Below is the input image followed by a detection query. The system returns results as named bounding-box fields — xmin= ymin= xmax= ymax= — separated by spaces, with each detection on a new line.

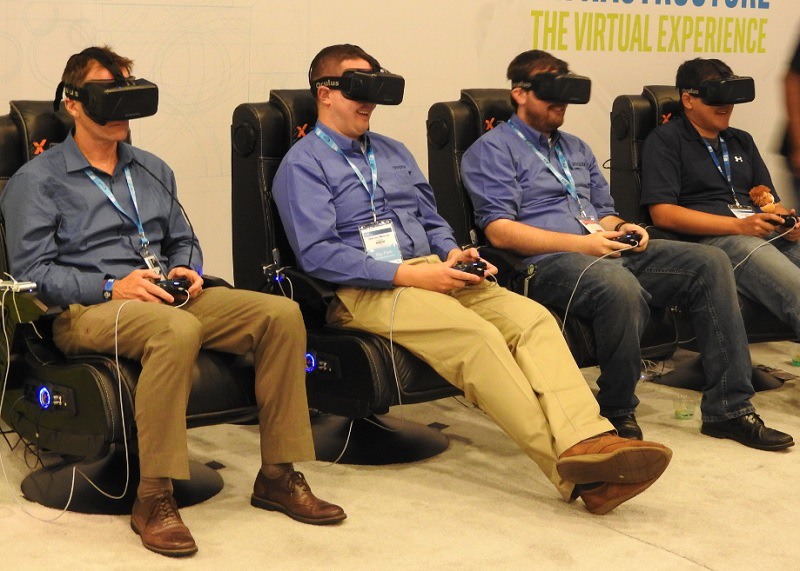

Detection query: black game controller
xmin=611 ymin=232 xmax=641 ymax=247
xmin=156 ymin=277 xmax=190 ymax=304
xmin=767 ymin=214 xmax=799 ymax=228
xmin=453 ymin=260 xmax=487 ymax=277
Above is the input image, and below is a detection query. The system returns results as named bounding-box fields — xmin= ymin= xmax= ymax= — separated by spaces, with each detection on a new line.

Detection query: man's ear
xmin=63 ymin=98 xmax=80 ymax=118
xmin=680 ymin=91 xmax=694 ymax=112
xmin=510 ymin=87 xmax=527 ymax=108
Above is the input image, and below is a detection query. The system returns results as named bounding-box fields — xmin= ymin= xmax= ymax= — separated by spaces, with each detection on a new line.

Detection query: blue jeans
xmin=700 ymin=234 xmax=800 ymax=338
xmin=527 ymin=240 xmax=755 ymax=422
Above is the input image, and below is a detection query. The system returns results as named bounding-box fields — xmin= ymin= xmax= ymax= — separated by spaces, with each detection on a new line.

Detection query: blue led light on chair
xmin=305 ymin=352 xmax=317 ymax=373
xmin=37 ymin=386 xmax=52 ymax=409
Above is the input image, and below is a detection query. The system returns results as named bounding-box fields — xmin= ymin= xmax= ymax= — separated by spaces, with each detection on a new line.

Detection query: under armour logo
xmin=33 ymin=139 xmax=47 ymax=155
xmin=660 ymin=113 xmax=672 ymax=124
xmin=295 ymin=123 xmax=308 ymax=139
xmin=734 ymin=156 xmax=743 ymax=162
xmin=484 ymin=117 xmax=496 ymax=131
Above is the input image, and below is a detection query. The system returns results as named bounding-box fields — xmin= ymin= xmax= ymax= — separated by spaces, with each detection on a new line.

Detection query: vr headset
xmin=53 ymin=47 xmax=159 ymax=125
xmin=311 ymin=69 xmax=405 ymax=105
xmin=512 ymin=72 xmax=592 ymax=104
xmin=681 ymin=76 xmax=755 ymax=105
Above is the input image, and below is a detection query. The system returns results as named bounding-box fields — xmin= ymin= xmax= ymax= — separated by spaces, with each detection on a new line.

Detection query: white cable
xmin=732 ymin=225 xmax=794 ymax=273
xmin=560 ymin=245 xmax=635 ymax=335
xmin=312 ymin=418 xmax=355 ymax=467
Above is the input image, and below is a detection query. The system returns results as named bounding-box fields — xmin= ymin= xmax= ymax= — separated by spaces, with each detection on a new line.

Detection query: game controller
xmin=453 ymin=260 xmax=487 ymax=277
xmin=156 ymin=277 xmax=190 ymax=304
xmin=767 ymin=214 xmax=799 ymax=228
xmin=611 ymin=232 xmax=641 ymax=247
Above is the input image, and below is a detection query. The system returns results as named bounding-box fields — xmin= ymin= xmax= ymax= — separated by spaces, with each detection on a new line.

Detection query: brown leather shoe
xmin=557 ymin=433 xmax=672 ymax=485
xmin=577 ymin=477 xmax=661 ymax=515
xmin=251 ymin=470 xmax=346 ymax=525
xmin=130 ymin=492 xmax=197 ymax=557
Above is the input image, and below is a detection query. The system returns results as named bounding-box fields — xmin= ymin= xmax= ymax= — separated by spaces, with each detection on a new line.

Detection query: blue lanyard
xmin=507 ymin=120 xmax=589 ymax=218
xmin=84 ymin=164 xmax=149 ymax=249
xmin=315 ymin=127 xmax=379 ymax=222
xmin=704 ymin=136 xmax=741 ymax=207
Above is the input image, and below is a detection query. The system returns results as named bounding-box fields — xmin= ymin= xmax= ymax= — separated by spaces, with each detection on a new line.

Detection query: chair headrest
xmin=10 ymin=101 xmax=74 ymax=162
xmin=460 ymin=89 xmax=515 ymax=136
xmin=269 ymin=90 xmax=318 ymax=149
xmin=642 ymin=85 xmax=681 ymax=127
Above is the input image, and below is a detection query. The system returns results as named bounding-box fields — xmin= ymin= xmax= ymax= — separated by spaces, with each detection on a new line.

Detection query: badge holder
xmin=359 ymin=219 xmax=403 ymax=263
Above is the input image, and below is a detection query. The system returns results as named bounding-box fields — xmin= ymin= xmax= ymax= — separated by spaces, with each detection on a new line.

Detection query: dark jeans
xmin=527 ymin=239 xmax=755 ymax=422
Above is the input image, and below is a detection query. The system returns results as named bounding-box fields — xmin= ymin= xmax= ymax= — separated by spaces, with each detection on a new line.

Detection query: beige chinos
xmin=329 ymin=255 xmax=613 ymax=499
xmin=52 ymin=287 xmax=316 ymax=480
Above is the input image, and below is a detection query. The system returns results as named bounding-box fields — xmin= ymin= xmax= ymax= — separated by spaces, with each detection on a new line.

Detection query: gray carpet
xmin=2 ymin=342 xmax=799 ymax=570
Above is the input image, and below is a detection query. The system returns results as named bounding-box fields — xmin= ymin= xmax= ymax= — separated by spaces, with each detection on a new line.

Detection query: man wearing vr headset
xmin=1 ymin=46 xmax=345 ymax=558
xmin=642 ymin=59 xmax=800 ymax=374
xmin=274 ymin=43 xmax=674 ymax=516
xmin=461 ymin=50 xmax=792 ymax=452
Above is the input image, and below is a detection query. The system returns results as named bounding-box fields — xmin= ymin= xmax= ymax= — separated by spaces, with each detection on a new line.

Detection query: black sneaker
xmin=701 ymin=413 xmax=794 ymax=451
xmin=606 ymin=413 xmax=643 ymax=440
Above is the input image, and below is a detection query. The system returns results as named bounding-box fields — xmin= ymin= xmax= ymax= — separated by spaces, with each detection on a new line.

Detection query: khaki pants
xmin=53 ymin=287 xmax=315 ymax=479
xmin=329 ymin=255 xmax=613 ymax=498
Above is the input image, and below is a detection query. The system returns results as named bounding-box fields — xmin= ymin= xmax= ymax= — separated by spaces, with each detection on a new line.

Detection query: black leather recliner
xmin=426 ymin=89 xmax=679 ymax=368
xmin=0 ymin=101 xmax=258 ymax=514
xmin=231 ymin=90 xmax=458 ymax=464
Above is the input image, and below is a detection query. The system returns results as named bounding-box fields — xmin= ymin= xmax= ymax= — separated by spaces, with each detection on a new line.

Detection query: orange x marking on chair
xmin=33 ymin=139 xmax=47 ymax=155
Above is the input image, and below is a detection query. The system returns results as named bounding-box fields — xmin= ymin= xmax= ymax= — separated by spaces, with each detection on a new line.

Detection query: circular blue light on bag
xmin=37 ymin=386 xmax=52 ymax=409
xmin=305 ymin=352 xmax=316 ymax=373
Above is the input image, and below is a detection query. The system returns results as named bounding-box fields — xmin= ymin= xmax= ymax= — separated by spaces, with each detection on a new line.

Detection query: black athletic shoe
xmin=701 ymin=413 xmax=794 ymax=451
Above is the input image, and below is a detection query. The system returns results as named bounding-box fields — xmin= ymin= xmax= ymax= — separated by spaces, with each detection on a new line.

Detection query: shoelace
xmin=152 ymin=493 xmax=181 ymax=525
xmin=286 ymin=471 xmax=309 ymax=492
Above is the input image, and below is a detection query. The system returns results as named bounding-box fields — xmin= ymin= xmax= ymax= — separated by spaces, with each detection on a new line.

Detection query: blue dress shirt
xmin=461 ymin=114 xmax=617 ymax=264
xmin=272 ymin=122 xmax=459 ymax=288
xmin=0 ymin=132 xmax=201 ymax=307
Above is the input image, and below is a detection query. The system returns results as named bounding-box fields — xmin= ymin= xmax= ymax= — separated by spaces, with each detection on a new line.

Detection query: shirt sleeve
xmin=272 ymin=150 xmax=400 ymax=289
xmin=1 ymin=170 xmax=105 ymax=306
xmin=640 ymin=126 xmax=683 ymax=207
xmin=461 ymin=135 xmax=522 ymax=230
xmin=585 ymin=146 xmax=617 ymax=219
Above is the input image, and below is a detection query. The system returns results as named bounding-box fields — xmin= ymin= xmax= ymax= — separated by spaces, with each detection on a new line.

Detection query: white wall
xmin=2 ymin=0 xmax=798 ymax=282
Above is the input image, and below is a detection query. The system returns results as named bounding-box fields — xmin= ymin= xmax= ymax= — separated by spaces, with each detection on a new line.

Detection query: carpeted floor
xmin=2 ymin=342 xmax=799 ymax=570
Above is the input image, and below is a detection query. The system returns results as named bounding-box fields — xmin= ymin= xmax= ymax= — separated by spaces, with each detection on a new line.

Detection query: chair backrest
xmin=426 ymin=89 xmax=514 ymax=247
xmin=231 ymin=90 xmax=317 ymax=292
xmin=609 ymin=85 xmax=681 ymax=224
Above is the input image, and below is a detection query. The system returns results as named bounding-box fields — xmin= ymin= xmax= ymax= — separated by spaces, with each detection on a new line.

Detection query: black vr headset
xmin=681 ymin=75 xmax=755 ymax=105
xmin=311 ymin=68 xmax=405 ymax=105
xmin=53 ymin=47 xmax=159 ymax=125
xmin=513 ymin=72 xmax=592 ymax=104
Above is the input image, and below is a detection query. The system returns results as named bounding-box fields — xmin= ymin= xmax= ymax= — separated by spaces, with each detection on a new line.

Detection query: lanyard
xmin=84 ymin=164 xmax=149 ymax=249
xmin=507 ymin=120 xmax=588 ymax=218
xmin=704 ymin=136 xmax=741 ymax=208
xmin=315 ymin=127 xmax=379 ymax=222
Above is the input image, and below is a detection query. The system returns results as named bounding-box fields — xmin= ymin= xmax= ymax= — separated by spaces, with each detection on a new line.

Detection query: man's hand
xmin=616 ymin=223 xmax=649 ymax=252
xmin=736 ymin=213 xmax=786 ymax=238
xmin=445 ymin=247 xmax=499 ymax=279
xmin=168 ymin=266 xmax=204 ymax=298
xmin=112 ymin=269 xmax=174 ymax=303
xmin=776 ymin=208 xmax=800 ymax=242
xmin=576 ymin=232 xmax=632 ymax=258
xmin=392 ymin=248 xmax=497 ymax=294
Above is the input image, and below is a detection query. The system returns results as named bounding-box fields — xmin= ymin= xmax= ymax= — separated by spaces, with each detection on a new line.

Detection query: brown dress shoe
xmin=251 ymin=470 xmax=346 ymax=525
xmin=557 ymin=433 xmax=672 ymax=485
xmin=577 ymin=476 xmax=661 ymax=515
xmin=130 ymin=492 xmax=198 ymax=557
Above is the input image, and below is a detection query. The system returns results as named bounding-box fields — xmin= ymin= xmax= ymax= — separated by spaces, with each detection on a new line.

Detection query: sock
xmin=261 ymin=463 xmax=293 ymax=479
xmin=137 ymin=476 xmax=173 ymax=499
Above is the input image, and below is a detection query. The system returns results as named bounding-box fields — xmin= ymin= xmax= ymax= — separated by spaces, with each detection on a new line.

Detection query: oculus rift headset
xmin=681 ymin=76 xmax=755 ymax=105
xmin=512 ymin=72 xmax=592 ymax=104
xmin=311 ymin=66 xmax=405 ymax=106
xmin=53 ymin=47 xmax=159 ymax=125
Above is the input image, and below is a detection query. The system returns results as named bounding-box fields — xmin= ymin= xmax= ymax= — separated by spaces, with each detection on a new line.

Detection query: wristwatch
xmin=102 ymin=278 xmax=115 ymax=301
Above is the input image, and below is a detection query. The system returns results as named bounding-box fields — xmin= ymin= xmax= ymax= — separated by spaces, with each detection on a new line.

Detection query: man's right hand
xmin=736 ymin=213 xmax=786 ymax=238
xmin=392 ymin=261 xmax=483 ymax=293
xmin=111 ymin=269 xmax=175 ymax=303
xmin=577 ymin=231 xmax=632 ymax=258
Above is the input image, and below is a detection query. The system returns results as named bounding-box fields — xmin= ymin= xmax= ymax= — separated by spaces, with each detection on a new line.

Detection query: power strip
xmin=0 ymin=280 xmax=37 ymax=292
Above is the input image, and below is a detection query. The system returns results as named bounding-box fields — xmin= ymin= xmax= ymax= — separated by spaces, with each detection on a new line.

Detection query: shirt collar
xmin=509 ymin=114 xmax=561 ymax=149
xmin=314 ymin=121 xmax=368 ymax=153
xmin=62 ymin=130 xmax=135 ymax=175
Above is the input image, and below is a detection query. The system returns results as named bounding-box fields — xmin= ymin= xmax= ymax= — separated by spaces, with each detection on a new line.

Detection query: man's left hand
xmin=446 ymin=247 xmax=498 ymax=282
xmin=615 ymin=223 xmax=649 ymax=252
xmin=168 ymin=267 xmax=204 ymax=298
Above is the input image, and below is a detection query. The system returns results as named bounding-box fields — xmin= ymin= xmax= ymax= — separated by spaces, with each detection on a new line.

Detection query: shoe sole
xmin=584 ymin=477 xmax=660 ymax=516
xmin=700 ymin=426 xmax=796 ymax=451
xmin=130 ymin=521 xmax=198 ymax=558
xmin=250 ymin=494 xmax=347 ymax=525
xmin=556 ymin=446 xmax=673 ymax=485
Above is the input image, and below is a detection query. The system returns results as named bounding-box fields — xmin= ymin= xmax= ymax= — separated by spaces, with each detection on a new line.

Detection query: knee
xmin=157 ymin=312 xmax=203 ymax=353
xmin=586 ymin=269 xmax=648 ymax=314
xmin=255 ymin=294 xmax=305 ymax=340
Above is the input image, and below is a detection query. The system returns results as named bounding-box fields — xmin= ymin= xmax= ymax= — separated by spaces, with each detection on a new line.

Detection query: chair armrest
xmin=202 ymin=274 xmax=232 ymax=288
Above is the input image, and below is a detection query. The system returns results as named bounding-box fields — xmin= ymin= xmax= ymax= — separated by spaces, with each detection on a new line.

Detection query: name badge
xmin=577 ymin=216 xmax=604 ymax=234
xmin=359 ymin=219 xmax=403 ymax=263
xmin=728 ymin=204 xmax=755 ymax=219
xmin=140 ymin=245 xmax=166 ymax=275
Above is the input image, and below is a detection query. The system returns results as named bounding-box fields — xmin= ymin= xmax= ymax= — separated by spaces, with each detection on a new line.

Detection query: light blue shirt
xmin=273 ymin=121 xmax=459 ymax=288
xmin=0 ymin=132 xmax=201 ymax=307
xmin=461 ymin=114 xmax=617 ymax=264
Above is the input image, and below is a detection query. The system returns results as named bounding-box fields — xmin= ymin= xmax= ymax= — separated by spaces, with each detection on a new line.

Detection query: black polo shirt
xmin=641 ymin=114 xmax=776 ymax=218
